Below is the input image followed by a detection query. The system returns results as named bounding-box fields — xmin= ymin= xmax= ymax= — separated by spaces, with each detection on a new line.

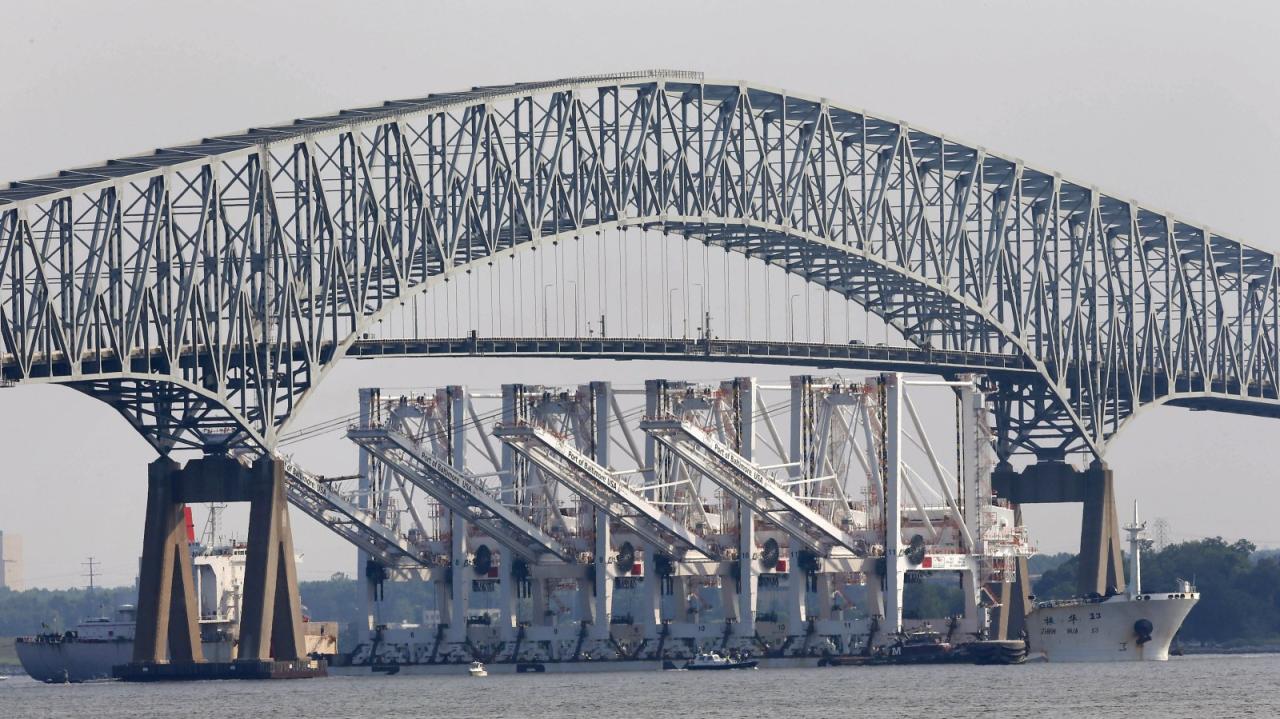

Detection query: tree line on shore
xmin=1031 ymin=537 xmax=1280 ymax=645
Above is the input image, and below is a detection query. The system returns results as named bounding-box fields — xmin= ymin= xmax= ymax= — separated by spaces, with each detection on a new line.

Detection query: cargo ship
xmin=15 ymin=512 xmax=337 ymax=682
xmin=1026 ymin=502 xmax=1198 ymax=662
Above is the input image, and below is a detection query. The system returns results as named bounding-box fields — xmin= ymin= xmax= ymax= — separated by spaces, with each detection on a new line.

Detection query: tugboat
xmin=468 ymin=661 xmax=488 ymax=677
xmin=869 ymin=630 xmax=957 ymax=665
xmin=683 ymin=651 xmax=758 ymax=671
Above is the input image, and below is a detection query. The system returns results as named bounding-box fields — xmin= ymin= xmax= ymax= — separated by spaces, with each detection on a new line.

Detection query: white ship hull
xmin=1026 ymin=592 xmax=1197 ymax=662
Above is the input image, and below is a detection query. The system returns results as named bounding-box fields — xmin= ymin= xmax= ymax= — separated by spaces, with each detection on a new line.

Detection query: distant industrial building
xmin=0 ymin=531 xmax=23 ymax=590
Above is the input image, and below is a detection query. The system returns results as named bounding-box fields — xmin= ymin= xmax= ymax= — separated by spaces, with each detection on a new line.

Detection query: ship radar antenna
xmin=1122 ymin=500 xmax=1147 ymax=600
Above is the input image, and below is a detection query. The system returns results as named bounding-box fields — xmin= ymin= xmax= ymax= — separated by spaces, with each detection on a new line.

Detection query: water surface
xmin=2 ymin=654 xmax=1274 ymax=719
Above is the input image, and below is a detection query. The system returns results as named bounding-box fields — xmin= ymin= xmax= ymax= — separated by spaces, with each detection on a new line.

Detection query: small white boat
xmin=683 ymin=651 xmax=758 ymax=671
xmin=0 ymin=675 xmax=10 ymax=681
xmin=468 ymin=661 xmax=488 ymax=677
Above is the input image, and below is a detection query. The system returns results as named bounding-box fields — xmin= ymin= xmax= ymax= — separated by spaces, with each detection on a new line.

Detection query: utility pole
xmin=83 ymin=556 xmax=99 ymax=592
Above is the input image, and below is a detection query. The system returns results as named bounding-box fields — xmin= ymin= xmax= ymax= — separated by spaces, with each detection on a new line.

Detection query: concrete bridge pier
xmin=992 ymin=459 xmax=1126 ymax=630
xmin=237 ymin=457 xmax=306 ymax=662
xmin=125 ymin=454 xmax=308 ymax=679
xmin=986 ymin=553 xmax=1033 ymax=640
xmin=132 ymin=457 xmax=204 ymax=666
xmin=1077 ymin=464 xmax=1126 ymax=596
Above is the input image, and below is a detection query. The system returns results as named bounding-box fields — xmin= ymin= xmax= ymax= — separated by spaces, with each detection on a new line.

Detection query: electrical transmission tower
xmin=82 ymin=556 xmax=99 ymax=591
xmin=1152 ymin=518 xmax=1171 ymax=551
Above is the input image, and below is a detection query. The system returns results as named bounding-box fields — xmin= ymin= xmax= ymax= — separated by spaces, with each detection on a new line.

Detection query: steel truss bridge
xmin=4 ymin=69 xmax=1279 ymax=464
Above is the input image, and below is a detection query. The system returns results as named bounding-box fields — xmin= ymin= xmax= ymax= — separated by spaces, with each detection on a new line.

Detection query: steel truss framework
xmin=3 ymin=69 xmax=1278 ymax=459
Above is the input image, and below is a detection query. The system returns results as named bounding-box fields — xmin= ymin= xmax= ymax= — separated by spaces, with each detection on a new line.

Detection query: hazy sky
xmin=3 ymin=0 xmax=1280 ymax=589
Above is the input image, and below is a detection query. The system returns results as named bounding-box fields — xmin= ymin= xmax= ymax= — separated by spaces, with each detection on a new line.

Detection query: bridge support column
xmin=992 ymin=460 xmax=1124 ymax=598
xmin=987 ymin=553 xmax=1032 ymax=640
xmin=133 ymin=457 xmax=203 ymax=665
xmin=733 ymin=377 xmax=758 ymax=641
xmin=1079 ymin=462 xmax=1125 ymax=596
xmin=237 ymin=457 xmax=306 ymax=662
xmin=132 ymin=454 xmax=306 ymax=672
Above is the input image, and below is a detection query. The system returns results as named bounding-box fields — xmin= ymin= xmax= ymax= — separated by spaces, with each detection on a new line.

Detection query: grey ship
xmin=15 ymin=543 xmax=337 ymax=682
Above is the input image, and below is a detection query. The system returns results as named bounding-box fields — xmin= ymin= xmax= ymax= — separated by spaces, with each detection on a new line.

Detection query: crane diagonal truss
xmin=492 ymin=421 xmax=719 ymax=560
xmin=3 ymin=70 xmax=1278 ymax=458
xmin=641 ymin=416 xmax=858 ymax=556
xmin=348 ymin=426 xmax=572 ymax=562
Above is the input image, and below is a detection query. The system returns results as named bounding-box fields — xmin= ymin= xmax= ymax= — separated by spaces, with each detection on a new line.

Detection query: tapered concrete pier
xmin=117 ymin=454 xmax=322 ymax=681
xmin=989 ymin=459 xmax=1127 ymax=641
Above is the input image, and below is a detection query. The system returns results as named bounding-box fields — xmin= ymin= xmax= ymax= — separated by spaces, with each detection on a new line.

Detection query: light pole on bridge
xmin=789 ymin=293 xmax=801 ymax=342
xmin=692 ymin=282 xmax=705 ymax=339
xmin=543 ymin=284 xmax=554 ymax=336
xmin=668 ymin=288 xmax=684 ymax=338
xmin=567 ymin=280 xmax=579 ymax=336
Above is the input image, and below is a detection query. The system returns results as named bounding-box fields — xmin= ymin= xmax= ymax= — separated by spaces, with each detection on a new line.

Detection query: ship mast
xmin=1122 ymin=500 xmax=1146 ymax=600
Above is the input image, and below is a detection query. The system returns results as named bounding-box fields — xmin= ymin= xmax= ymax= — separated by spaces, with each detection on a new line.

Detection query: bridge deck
xmin=0 ymin=337 xmax=1034 ymax=380
xmin=348 ymin=337 xmax=1035 ymax=376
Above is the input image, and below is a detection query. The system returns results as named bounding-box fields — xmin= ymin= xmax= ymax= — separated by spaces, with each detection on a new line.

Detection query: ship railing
xmin=1033 ymin=595 xmax=1108 ymax=609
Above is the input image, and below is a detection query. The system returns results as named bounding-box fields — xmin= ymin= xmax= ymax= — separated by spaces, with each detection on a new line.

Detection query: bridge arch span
xmin=2 ymin=70 xmax=1276 ymax=458
xmin=312 ymin=218 xmax=1084 ymax=451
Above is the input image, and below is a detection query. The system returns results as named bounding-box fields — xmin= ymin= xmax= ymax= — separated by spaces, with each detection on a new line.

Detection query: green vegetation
xmin=902 ymin=574 xmax=965 ymax=620
xmin=297 ymin=573 xmax=441 ymax=650
xmin=1027 ymin=552 xmax=1073 ymax=577
xmin=0 ymin=586 xmax=136 ymax=637
xmin=1034 ymin=537 xmax=1280 ymax=645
